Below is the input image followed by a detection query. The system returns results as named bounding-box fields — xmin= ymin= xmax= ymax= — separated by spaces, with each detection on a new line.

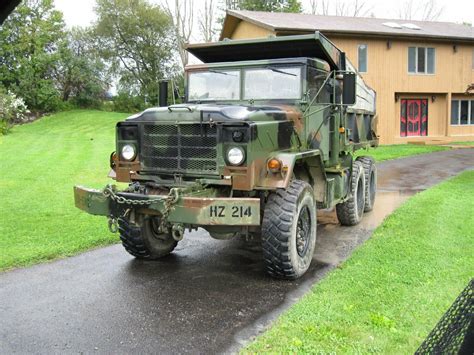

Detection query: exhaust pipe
xmin=159 ymin=80 xmax=168 ymax=107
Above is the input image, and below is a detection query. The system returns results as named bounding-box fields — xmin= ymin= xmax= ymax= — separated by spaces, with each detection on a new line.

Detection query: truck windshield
xmin=188 ymin=70 xmax=240 ymax=101
xmin=187 ymin=66 xmax=302 ymax=101
xmin=244 ymin=67 xmax=301 ymax=100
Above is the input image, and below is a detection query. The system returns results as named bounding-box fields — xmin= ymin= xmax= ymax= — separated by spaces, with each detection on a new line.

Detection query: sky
xmin=55 ymin=0 xmax=474 ymax=31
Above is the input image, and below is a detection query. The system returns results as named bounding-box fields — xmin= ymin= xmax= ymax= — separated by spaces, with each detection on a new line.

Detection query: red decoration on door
xmin=400 ymin=99 xmax=407 ymax=137
xmin=400 ymin=99 xmax=428 ymax=137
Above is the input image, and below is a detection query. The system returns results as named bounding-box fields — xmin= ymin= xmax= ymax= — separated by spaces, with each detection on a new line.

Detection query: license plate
xmin=209 ymin=205 xmax=254 ymax=218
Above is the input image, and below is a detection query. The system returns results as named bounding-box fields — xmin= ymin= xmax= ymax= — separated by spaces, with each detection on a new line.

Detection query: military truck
xmin=74 ymin=33 xmax=378 ymax=279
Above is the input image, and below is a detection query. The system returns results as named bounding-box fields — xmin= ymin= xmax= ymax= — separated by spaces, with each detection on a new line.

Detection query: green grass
xmin=0 ymin=110 xmax=127 ymax=270
xmin=245 ymin=170 xmax=474 ymax=354
xmin=450 ymin=141 xmax=474 ymax=146
xmin=356 ymin=144 xmax=450 ymax=162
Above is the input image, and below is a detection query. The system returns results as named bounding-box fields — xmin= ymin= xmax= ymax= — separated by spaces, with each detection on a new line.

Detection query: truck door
xmin=306 ymin=66 xmax=331 ymax=156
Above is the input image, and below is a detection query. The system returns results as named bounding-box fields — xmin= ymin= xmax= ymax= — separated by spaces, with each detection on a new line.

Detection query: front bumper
xmin=74 ymin=186 xmax=260 ymax=226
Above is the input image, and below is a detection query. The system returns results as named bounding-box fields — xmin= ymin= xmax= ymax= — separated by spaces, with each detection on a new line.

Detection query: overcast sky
xmin=55 ymin=0 xmax=474 ymax=30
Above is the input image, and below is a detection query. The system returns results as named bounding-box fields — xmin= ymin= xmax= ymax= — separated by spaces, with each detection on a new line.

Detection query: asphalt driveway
xmin=1 ymin=149 xmax=473 ymax=354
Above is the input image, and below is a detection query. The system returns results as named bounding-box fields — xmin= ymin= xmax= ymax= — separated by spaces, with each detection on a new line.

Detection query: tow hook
xmin=171 ymin=224 xmax=185 ymax=241
xmin=108 ymin=216 xmax=118 ymax=233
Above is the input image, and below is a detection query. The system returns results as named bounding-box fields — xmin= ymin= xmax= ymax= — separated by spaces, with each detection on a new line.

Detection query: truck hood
xmin=125 ymin=103 xmax=303 ymax=124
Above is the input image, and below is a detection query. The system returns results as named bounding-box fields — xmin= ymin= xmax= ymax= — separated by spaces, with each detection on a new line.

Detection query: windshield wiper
xmin=266 ymin=67 xmax=297 ymax=77
xmin=208 ymin=70 xmax=236 ymax=77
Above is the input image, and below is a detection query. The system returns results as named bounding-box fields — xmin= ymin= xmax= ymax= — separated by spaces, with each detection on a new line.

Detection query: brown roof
xmin=222 ymin=10 xmax=474 ymax=42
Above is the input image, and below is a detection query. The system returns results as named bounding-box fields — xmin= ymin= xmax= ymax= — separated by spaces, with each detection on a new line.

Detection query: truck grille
xmin=141 ymin=124 xmax=218 ymax=174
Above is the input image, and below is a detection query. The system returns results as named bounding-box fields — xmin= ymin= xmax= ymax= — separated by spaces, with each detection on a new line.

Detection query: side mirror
xmin=342 ymin=72 xmax=356 ymax=105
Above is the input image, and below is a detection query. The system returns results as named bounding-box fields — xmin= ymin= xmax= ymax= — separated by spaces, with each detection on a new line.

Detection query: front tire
xmin=262 ymin=180 xmax=317 ymax=280
xmin=118 ymin=216 xmax=177 ymax=259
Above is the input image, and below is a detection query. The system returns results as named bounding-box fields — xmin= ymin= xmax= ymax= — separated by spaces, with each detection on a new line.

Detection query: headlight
xmin=121 ymin=144 xmax=136 ymax=161
xmin=227 ymin=147 xmax=245 ymax=166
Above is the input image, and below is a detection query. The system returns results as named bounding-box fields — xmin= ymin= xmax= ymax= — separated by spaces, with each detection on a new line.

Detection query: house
xmin=220 ymin=10 xmax=474 ymax=144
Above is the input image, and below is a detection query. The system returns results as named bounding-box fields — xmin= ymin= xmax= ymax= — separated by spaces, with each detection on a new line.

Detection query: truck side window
xmin=307 ymin=67 xmax=330 ymax=104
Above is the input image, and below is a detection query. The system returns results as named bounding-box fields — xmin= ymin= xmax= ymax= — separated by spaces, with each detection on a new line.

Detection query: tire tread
xmin=356 ymin=156 xmax=376 ymax=212
xmin=262 ymin=180 xmax=314 ymax=279
xmin=336 ymin=161 xmax=365 ymax=226
xmin=118 ymin=217 xmax=152 ymax=259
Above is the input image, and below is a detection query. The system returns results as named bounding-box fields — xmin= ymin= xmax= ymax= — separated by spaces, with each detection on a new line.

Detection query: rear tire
xmin=336 ymin=161 xmax=366 ymax=226
xmin=261 ymin=180 xmax=317 ymax=280
xmin=118 ymin=216 xmax=177 ymax=259
xmin=356 ymin=156 xmax=377 ymax=212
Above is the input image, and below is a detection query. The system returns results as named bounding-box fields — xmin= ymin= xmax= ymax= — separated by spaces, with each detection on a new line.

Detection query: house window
xmin=451 ymin=100 xmax=459 ymax=124
xmin=408 ymin=47 xmax=435 ymax=74
xmin=451 ymin=99 xmax=474 ymax=125
xmin=460 ymin=101 xmax=469 ymax=125
xmin=358 ymin=44 xmax=367 ymax=73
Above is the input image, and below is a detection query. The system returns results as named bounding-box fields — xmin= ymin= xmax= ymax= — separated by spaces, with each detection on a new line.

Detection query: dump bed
xmin=346 ymin=59 xmax=376 ymax=113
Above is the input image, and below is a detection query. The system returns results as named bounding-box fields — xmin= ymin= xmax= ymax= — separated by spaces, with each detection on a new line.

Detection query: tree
xmin=199 ymin=0 xmax=217 ymax=42
xmin=94 ymin=0 xmax=178 ymax=105
xmin=319 ymin=0 xmax=330 ymax=15
xmin=311 ymin=0 xmax=371 ymax=17
xmin=225 ymin=0 xmax=302 ymax=13
xmin=309 ymin=0 xmax=317 ymax=14
xmin=398 ymin=0 xmax=443 ymax=21
xmin=53 ymin=28 xmax=110 ymax=108
xmin=164 ymin=0 xmax=194 ymax=67
xmin=0 ymin=0 xmax=65 ymax=111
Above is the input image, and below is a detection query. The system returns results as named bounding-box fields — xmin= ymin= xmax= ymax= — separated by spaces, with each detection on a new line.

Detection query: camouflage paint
xmin=74 ymin=33 xmax=378 ymax=230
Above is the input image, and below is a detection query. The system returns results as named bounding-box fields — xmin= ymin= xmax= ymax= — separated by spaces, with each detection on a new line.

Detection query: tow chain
xmin=103 ymin=184 xmax=179 ymax=233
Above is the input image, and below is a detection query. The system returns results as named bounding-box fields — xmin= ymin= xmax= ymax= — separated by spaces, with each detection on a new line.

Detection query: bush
xmin=112 ymin=93 xmax=146 ymax=113
xmin=101 ymin=100 xmax=115 ymax=112
xmin=0 ymin=89 xmax=29 ymax=135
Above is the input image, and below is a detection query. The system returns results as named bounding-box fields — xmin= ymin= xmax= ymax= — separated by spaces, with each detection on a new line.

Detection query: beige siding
xmin=227 ymin=22 xmax=474 ymax=144
xmin=231 ymin=21 xmax=274 ymax=40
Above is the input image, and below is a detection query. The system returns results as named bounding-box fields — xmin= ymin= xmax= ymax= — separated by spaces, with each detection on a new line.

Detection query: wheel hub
xmin=296 ymin=206 xmax=311 ymax=257
xmin=150 ymin=217 xmax=168 ymax=241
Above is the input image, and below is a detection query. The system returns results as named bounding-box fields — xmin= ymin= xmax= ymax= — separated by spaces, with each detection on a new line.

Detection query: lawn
xmin=355 ymin=144 xmax=450 ymax=162
xmin=450 ymin=141 xmax=474 ymax=146
xmin=245 ymin=170 xmax=474 ymax=353
xmin=0 ymin=110 xmax=127 ymax=270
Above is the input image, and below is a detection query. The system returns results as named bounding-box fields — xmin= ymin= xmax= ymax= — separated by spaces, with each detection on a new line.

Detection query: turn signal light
xmin=267 ymin=158 xmax=282 ymax=173
xmin=110 ymin=152 xmax=117 ymax=170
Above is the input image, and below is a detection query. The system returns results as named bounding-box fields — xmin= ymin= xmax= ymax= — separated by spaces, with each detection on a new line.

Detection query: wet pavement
xmin=1 ymin=149 xmax=473 ymax=354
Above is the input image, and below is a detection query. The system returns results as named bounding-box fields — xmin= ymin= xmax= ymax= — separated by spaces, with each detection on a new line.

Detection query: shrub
xmin=0 ymin=89 xmax=29 ymax=135
xmin=112 ymin=93 xmax=146 ymax=113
